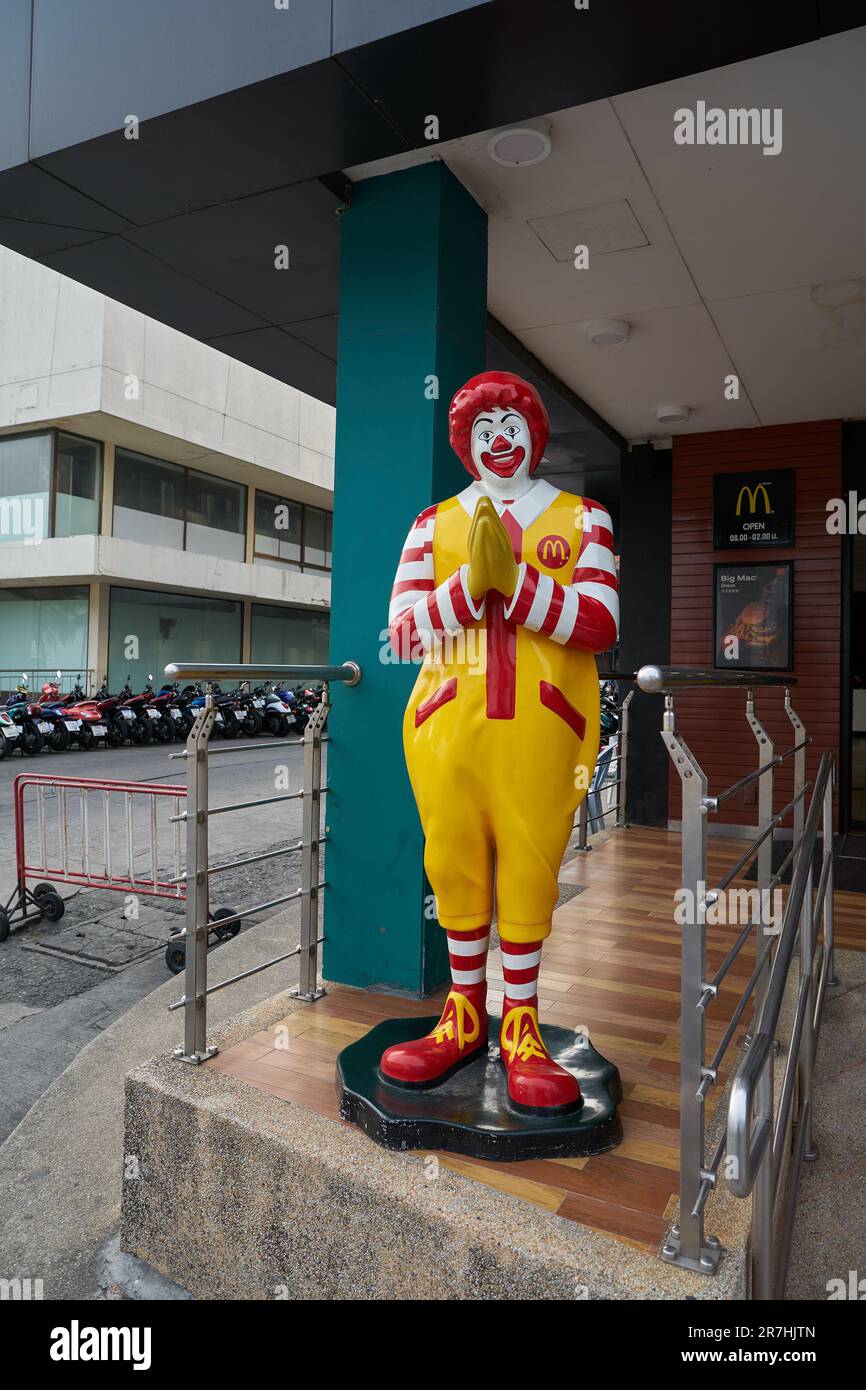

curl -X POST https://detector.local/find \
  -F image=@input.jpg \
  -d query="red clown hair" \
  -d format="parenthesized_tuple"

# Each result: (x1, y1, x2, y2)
(449, 370, 550, 479)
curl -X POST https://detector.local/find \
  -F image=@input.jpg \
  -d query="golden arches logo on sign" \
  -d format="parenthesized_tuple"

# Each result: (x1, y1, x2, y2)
(735, 483, 773, 516)
(536, 534, 571, 569)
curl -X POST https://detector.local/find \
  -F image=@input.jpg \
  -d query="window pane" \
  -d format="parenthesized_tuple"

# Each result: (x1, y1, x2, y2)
(55, 434, 102, 538)
(0, 434, 51, 544)
(186, 469, 246, 562)
(254, 491, 301, 567)
(251, 603, 330, 665)
(0, 585, 89, 688)
(303, 506, 332, 569)
(107, 586, 242, 690)
(113, 450, 184, 549)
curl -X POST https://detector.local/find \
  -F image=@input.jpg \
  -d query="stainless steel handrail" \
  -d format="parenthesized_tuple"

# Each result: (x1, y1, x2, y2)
(168, 660, 359, 1065)
(164, 661, 361, 685)
(657, 679, 835, 1297)
(726, 751, 833, 1197)
(638, 664, 796, 691)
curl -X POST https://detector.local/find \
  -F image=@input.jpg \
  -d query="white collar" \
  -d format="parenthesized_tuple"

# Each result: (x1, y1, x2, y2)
(456, 476, 560, 531)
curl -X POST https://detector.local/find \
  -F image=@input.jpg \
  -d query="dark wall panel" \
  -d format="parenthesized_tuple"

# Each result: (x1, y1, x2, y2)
(333, 0, 489, 53)
(617, 444, 671, 827)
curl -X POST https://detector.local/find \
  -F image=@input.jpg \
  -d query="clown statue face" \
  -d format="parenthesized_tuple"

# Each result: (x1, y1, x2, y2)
(470, 406, 534, 501)
(379, 371, 620, 1117)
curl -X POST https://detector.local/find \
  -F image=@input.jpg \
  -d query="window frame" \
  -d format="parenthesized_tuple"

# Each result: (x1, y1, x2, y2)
(253, 489, 332, 573)
(0, 427, 104, 541)
(113, 448, 247, 560)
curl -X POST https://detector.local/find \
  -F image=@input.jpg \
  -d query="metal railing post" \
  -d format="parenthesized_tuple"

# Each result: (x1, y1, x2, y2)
(660, 695, 720, 1274)
(797, 855, 819, 1168)
(576, 796, 589, 852)
(617, 690, 633, 828)
(173, 695, 217, 1064)
(294, 687, 328, 1002)
(746, 689, 775, 1300)
(785, 689, 806, 865)
(823, 763, 838, 988)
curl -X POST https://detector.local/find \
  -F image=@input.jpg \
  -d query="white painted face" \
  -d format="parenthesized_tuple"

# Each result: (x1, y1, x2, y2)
(470, 407, 533, 496)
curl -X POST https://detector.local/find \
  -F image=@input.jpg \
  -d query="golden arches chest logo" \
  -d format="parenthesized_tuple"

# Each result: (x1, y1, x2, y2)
(536, 534, 571, 569)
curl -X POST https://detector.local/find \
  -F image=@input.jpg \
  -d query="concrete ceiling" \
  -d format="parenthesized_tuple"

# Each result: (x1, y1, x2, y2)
(347, 27, 866, 442)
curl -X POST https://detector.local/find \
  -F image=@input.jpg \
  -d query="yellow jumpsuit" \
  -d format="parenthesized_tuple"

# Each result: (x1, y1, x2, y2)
(401, 488, 605, 945)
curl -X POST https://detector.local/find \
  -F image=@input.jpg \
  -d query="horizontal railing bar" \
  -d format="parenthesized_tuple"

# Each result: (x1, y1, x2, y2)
(710, 757, 783, 807)
(704, 939, 774, 1075)
(164, 661, 361, 685)
(637, 664, 796, 692)
(170, 876, 328, 939)
(726, 751, 833, 1197)
(168, 935, 326, 1010)
(702, 917, 758, 1000)
(773, 1098, 812, 1299)
(169, 889, 303, 939)
(768, 839, 801, 891)
(777, 738, 811, 763)
(813, 943, 830, 1038)
(170, 791, 302, 821)
(771, 973, 812, 1194)
(168, 840, 305, 884)
(168, 737, 304, 759)
(812, 849, 832, 928)
(703, 785, 810, 899)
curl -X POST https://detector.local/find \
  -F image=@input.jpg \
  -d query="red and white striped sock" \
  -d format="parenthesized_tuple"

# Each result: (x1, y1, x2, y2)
(500, 939, 543, 1008)
(446, 924, 489, 990)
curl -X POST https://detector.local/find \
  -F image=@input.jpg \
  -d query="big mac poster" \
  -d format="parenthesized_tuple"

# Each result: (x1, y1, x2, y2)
(714, 563, 793, 671)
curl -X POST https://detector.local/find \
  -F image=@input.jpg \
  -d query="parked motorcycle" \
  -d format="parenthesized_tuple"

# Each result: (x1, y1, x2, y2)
(252, 683, 293, 737)
(90, 679, 130, 748)
(5, 680, 46, 756)
(0, 708, 21, 759)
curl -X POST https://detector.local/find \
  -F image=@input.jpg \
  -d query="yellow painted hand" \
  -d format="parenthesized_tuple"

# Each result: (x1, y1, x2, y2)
(467, 496, 519, 600)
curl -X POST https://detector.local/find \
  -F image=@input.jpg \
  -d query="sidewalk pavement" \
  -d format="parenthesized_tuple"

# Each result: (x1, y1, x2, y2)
(0, 907, 305, 1300)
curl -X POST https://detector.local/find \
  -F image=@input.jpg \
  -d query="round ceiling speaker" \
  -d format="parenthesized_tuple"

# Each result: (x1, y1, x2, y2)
(488, 120, 553, 167)
(585, 319, 631, 347)
(655, 404, 691, 424)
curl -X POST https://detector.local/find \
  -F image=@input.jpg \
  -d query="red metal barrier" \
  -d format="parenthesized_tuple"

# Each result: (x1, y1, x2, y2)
(12, 772, 186, 903)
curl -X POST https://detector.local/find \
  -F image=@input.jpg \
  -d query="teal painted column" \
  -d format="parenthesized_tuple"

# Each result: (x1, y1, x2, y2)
(325, 163, 487, 994)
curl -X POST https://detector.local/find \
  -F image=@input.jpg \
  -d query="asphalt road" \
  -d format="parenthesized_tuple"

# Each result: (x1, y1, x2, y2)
(0, 735, 315, 1141)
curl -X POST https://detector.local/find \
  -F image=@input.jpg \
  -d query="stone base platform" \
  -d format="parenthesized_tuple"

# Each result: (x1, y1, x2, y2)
(120, 990, 751, 1300)
(339, 1016, 623, 1161)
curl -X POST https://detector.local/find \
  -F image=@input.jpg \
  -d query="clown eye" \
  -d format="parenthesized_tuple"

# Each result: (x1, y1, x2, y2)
(478, 431, 492, 442)
(506, 426, 518, 436)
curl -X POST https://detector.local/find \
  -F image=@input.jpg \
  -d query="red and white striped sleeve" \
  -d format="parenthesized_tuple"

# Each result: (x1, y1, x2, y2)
(388, 504, 485, 660)
(503, 497, 619, 654)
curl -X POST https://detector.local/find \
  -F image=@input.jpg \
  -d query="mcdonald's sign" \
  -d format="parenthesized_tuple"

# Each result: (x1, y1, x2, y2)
(735, 482, 772, 516)
(713, 469, 794, 549)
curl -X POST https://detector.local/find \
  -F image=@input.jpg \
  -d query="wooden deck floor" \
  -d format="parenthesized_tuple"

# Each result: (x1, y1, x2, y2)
(209, 827, 865, 1256)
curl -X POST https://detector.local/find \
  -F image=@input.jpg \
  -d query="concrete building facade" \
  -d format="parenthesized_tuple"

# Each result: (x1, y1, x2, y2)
(0, 247, 333, 692)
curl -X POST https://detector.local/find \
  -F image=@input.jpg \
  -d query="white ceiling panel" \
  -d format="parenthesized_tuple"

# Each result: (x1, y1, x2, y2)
(611, 29, 866, 302)
(711, 282, 866, 425)
(519, 303, 759, 439)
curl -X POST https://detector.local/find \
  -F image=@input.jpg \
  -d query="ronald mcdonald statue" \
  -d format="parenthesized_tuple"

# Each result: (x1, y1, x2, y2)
(379, 370, 619, 1115)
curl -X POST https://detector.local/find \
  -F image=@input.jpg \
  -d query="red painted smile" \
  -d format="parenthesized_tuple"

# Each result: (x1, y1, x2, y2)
(480, 445, 526, 478)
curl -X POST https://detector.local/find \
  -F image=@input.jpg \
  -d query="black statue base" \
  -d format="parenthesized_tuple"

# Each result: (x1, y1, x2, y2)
(337, 1015, 623, 1162)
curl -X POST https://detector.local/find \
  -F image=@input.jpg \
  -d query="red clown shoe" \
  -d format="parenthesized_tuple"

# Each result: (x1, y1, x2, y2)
(379, 985, 488, 1088)
(499, 999, 581, 1115)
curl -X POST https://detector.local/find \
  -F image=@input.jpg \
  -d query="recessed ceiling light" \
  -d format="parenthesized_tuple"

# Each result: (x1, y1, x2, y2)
(655, 404, 690, 424)
(488, 119, 552, 167)
(585, 319, 631, 347)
